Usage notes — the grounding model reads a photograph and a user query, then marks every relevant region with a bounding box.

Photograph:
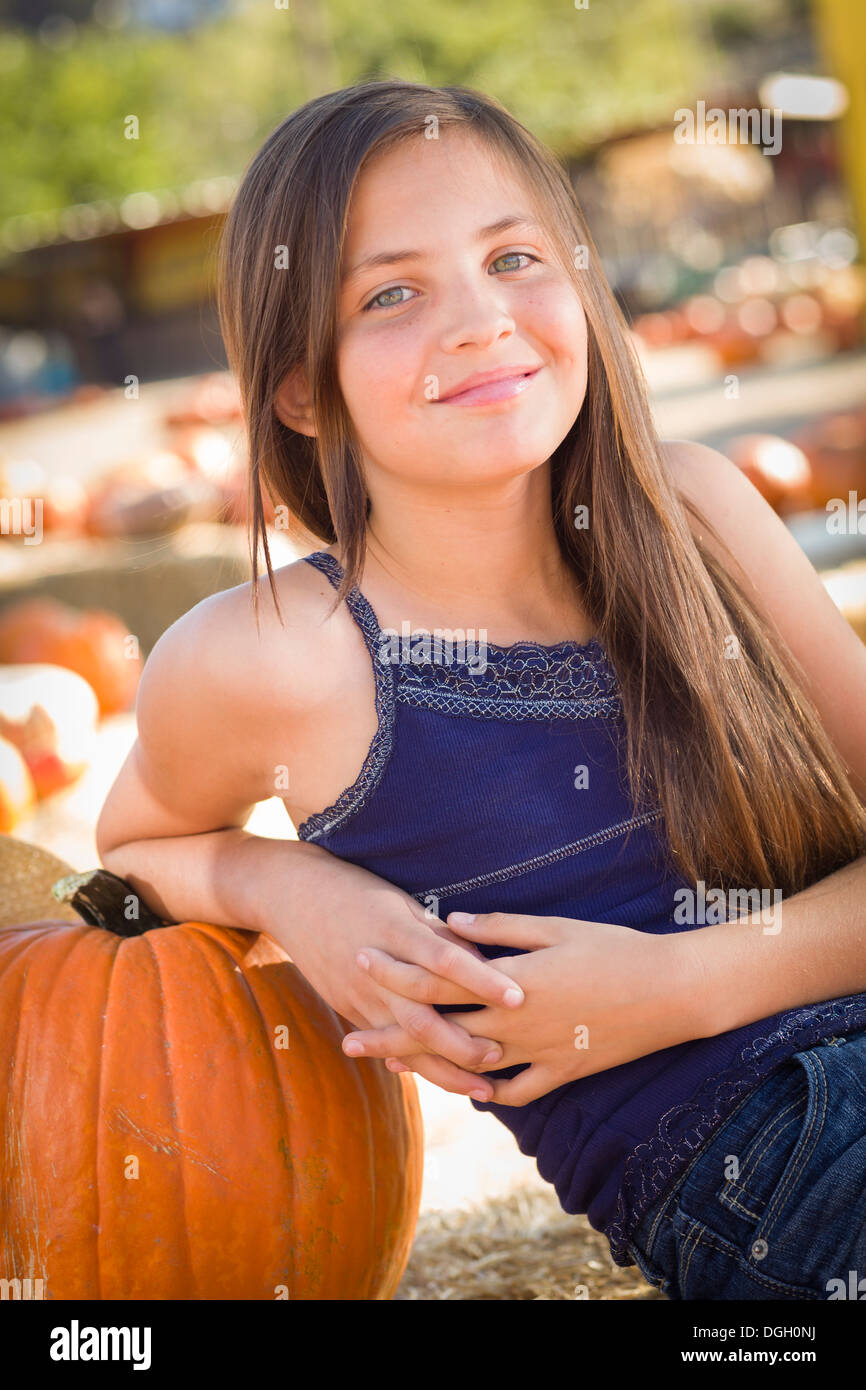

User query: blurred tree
[0,0,810,226]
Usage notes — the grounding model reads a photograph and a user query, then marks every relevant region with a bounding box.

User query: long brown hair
[217,77,866,898]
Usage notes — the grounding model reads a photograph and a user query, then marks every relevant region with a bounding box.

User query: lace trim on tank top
[298,549,621,839]
[608,992,866,1268]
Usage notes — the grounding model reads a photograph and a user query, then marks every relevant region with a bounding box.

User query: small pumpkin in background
[706,318,763,369]
[0,597,64,656]
[726,433,815,515]
[0,664,98,799]
[0,857,423,1300]
[0,737,35,832]
[84,453,221,538]
[0,597,141,716]
[791,410,866,510]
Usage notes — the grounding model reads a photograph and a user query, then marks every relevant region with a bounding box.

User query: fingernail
[356,952,370,970]
[481,1049,501,1066]
[343,1041,363,1056]
[470,1088,490,1101]
[503,987,524,1006]
[448,912,476,924]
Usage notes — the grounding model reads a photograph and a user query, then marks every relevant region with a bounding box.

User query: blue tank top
[298,550,866,1267]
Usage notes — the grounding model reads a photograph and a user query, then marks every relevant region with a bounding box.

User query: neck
[347,463,579,630]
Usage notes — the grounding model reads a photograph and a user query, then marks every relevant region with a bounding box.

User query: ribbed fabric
[298,550,866,1267]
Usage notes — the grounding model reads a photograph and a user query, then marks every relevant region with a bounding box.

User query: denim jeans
[627,1027,866,1300]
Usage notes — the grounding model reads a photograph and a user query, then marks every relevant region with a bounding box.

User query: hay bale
[0,833,81,927]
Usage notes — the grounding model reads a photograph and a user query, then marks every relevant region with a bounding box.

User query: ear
[274,364,317,437]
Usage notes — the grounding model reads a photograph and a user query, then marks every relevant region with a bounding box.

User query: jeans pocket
[669,1203,824,1300]
[714,1048,829,1257]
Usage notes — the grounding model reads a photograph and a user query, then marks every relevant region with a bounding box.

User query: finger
[401,930,525,1008]
[358,946,482,1006]
[428,923,488,961]
[387,992,504,1069]
[349,1023,521,1073]
[485,1064,556,1106]
[445,910,560,951]
[344,1012,503,1070]
[385,1058,411,1073]
[395,1051,495,1100]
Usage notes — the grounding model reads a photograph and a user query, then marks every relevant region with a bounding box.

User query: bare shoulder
[168,549,349,714]
[659,437,757,566]
[659,437,736,508]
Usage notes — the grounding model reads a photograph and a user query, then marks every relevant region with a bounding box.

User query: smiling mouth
[436,368,542,406]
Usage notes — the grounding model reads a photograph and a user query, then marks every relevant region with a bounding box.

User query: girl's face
[336,131,588,493]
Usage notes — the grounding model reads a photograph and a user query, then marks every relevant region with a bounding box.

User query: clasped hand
[342,911,700,1105]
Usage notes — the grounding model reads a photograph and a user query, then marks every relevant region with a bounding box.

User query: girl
[97,79,866,1300]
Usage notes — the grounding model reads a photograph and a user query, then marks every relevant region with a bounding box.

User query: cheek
[338,324,417,415]
[515,284,587,384]
[535,288,587,362]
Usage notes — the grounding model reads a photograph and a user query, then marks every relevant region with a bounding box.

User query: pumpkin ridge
[138,927,198,1297]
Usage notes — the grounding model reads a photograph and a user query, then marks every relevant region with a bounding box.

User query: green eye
[363,285,412,312]
[492,251,537,273]
[360,252,539,313]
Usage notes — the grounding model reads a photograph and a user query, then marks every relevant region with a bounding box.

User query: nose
[437,272,516,353]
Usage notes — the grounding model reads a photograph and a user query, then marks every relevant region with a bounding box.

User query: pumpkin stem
[51,868,170,936]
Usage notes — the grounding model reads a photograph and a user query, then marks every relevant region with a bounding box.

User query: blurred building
[0,181,233,411]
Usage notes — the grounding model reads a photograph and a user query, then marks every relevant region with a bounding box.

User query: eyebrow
[340,215,543,286]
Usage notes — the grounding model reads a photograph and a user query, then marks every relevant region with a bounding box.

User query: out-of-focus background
[1,0,865,1298]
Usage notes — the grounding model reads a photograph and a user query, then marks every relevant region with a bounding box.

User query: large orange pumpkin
[0,597,141,715]
[0,865,424,1300]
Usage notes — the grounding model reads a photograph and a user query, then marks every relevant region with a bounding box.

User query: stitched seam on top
[410,808,664,902]
[396,685,622,722]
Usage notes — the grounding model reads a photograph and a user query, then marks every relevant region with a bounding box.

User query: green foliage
[0,0,788,222]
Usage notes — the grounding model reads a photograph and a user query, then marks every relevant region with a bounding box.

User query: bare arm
[96,584,302,931]
[96,581,522,1098]
[99,819,332,940]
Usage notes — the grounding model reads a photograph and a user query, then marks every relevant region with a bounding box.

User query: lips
[436,366,542,405]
